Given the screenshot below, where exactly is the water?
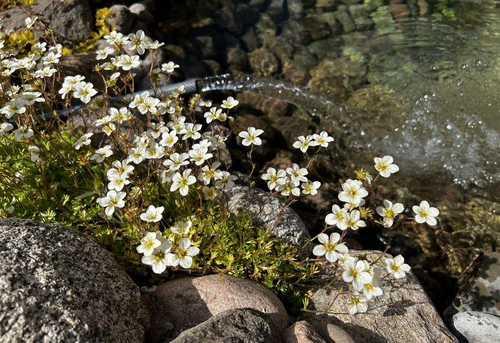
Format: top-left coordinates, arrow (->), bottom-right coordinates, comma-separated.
194,1 -> 500,199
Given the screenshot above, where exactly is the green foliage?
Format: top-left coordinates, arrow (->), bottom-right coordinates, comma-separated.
194,208 -> 319,314
0,130 -> 103,227
0,127 -> 317,312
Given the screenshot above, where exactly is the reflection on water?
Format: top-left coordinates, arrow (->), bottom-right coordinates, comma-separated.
224,1 -> 500,194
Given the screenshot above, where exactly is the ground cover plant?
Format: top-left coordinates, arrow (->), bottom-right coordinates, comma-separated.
0,18 -> 442,316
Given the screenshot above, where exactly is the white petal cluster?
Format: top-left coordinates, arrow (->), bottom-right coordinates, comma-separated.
292,131 -> 334,153
260,164 -> 321,198
136,218 -> 200,273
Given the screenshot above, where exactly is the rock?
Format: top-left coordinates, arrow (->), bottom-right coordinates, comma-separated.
309,250 -> 458,343
235,3 -> 260,29
390,3 -> 411,19
171,309 -> 281,343
256,14 -> 278,36
317,13 -> 342,34
227,47 -> 249,72
237,92 -> 291,118
0,0 -> 94,43
195,35 -> 216,59
249,48 -> 280,77
307,38 -> 339,60
308,57 -> 367,100
316,321 -> 355,343
284,321 -> 327,343
0,218 -> 147,342
307,320 -> 355,343
216,4 -> 243,35
145,274 -> 288,342
335,7 -> 356,33
268,0 -> 285,21
452,251 -> 500,316
241,27 -> 260,51
316,0 -> 337,10
453,311 -> 500,343
288,0 -> 304,19
270,109 -> 315,148
302,15 -> 331,41
226,185 -> 310,245
107,5 -> 136,34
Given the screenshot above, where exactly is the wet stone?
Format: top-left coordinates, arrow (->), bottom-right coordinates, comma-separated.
453,311 -> 500,343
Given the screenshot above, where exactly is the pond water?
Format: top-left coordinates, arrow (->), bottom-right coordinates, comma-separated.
159,0 -> 499,242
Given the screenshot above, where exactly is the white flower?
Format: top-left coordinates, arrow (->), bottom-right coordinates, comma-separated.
129,92 -> 149,111
362,283 -> 383,300
279,180 -> 301,197
163,152 -> 189,171
286,163 -> 308,185
166,238 -> 199,269
102,122 -> 116,136
14,127 -> 33,141
140,205 -> 164,223
199,162 -> 221,185
346,210 -> 366,230
107,174 -> 130,191
338,179 -> 368,207
90,145 -> 113,163
342,259 -> 373,289
376,200 -> 404,228
325,205 -> 349,230
97,190 -> 126,217
104,31 -> 128,46
141,239 -> 173,274
159,129 -> 178,147
221,96 -> 239,109
96,46 -> 115,60
202,186 -> 218,200
189,147 -> 213,166
215,171 -> 237,190
136,232 -> 161,256
204,107 -> 226,124
198,99 -> 212,108
312,233 -> 348,262
107,160 -> 134,180
33,66 -> 57,78
161,61 -> 179,73
127,147 -> 145,164
25,16 -> 38,29
385,255 -> 411,279
238,127 -> 263,146
182,123 -> 202,140
261,167 -> 287,191
292,135 -> 315,153
347,293 -> 368,315
170,169 -> 196,196
312,131 -> 334,148
144,143 -> 165,159
58,75 -> 85,99
140,96 -> 161,115
1,101 -> 26,119
28,145 -> 40,162
374,155 -> 399,178
73,82 -> 97,104
127,30 -> 150,55
116,54 -> 141,71
301,180 -> 321,195
109,107 -> 131,123
0,122 -> 14,136
412,201 -> 439,226
170,219 -> 192,235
